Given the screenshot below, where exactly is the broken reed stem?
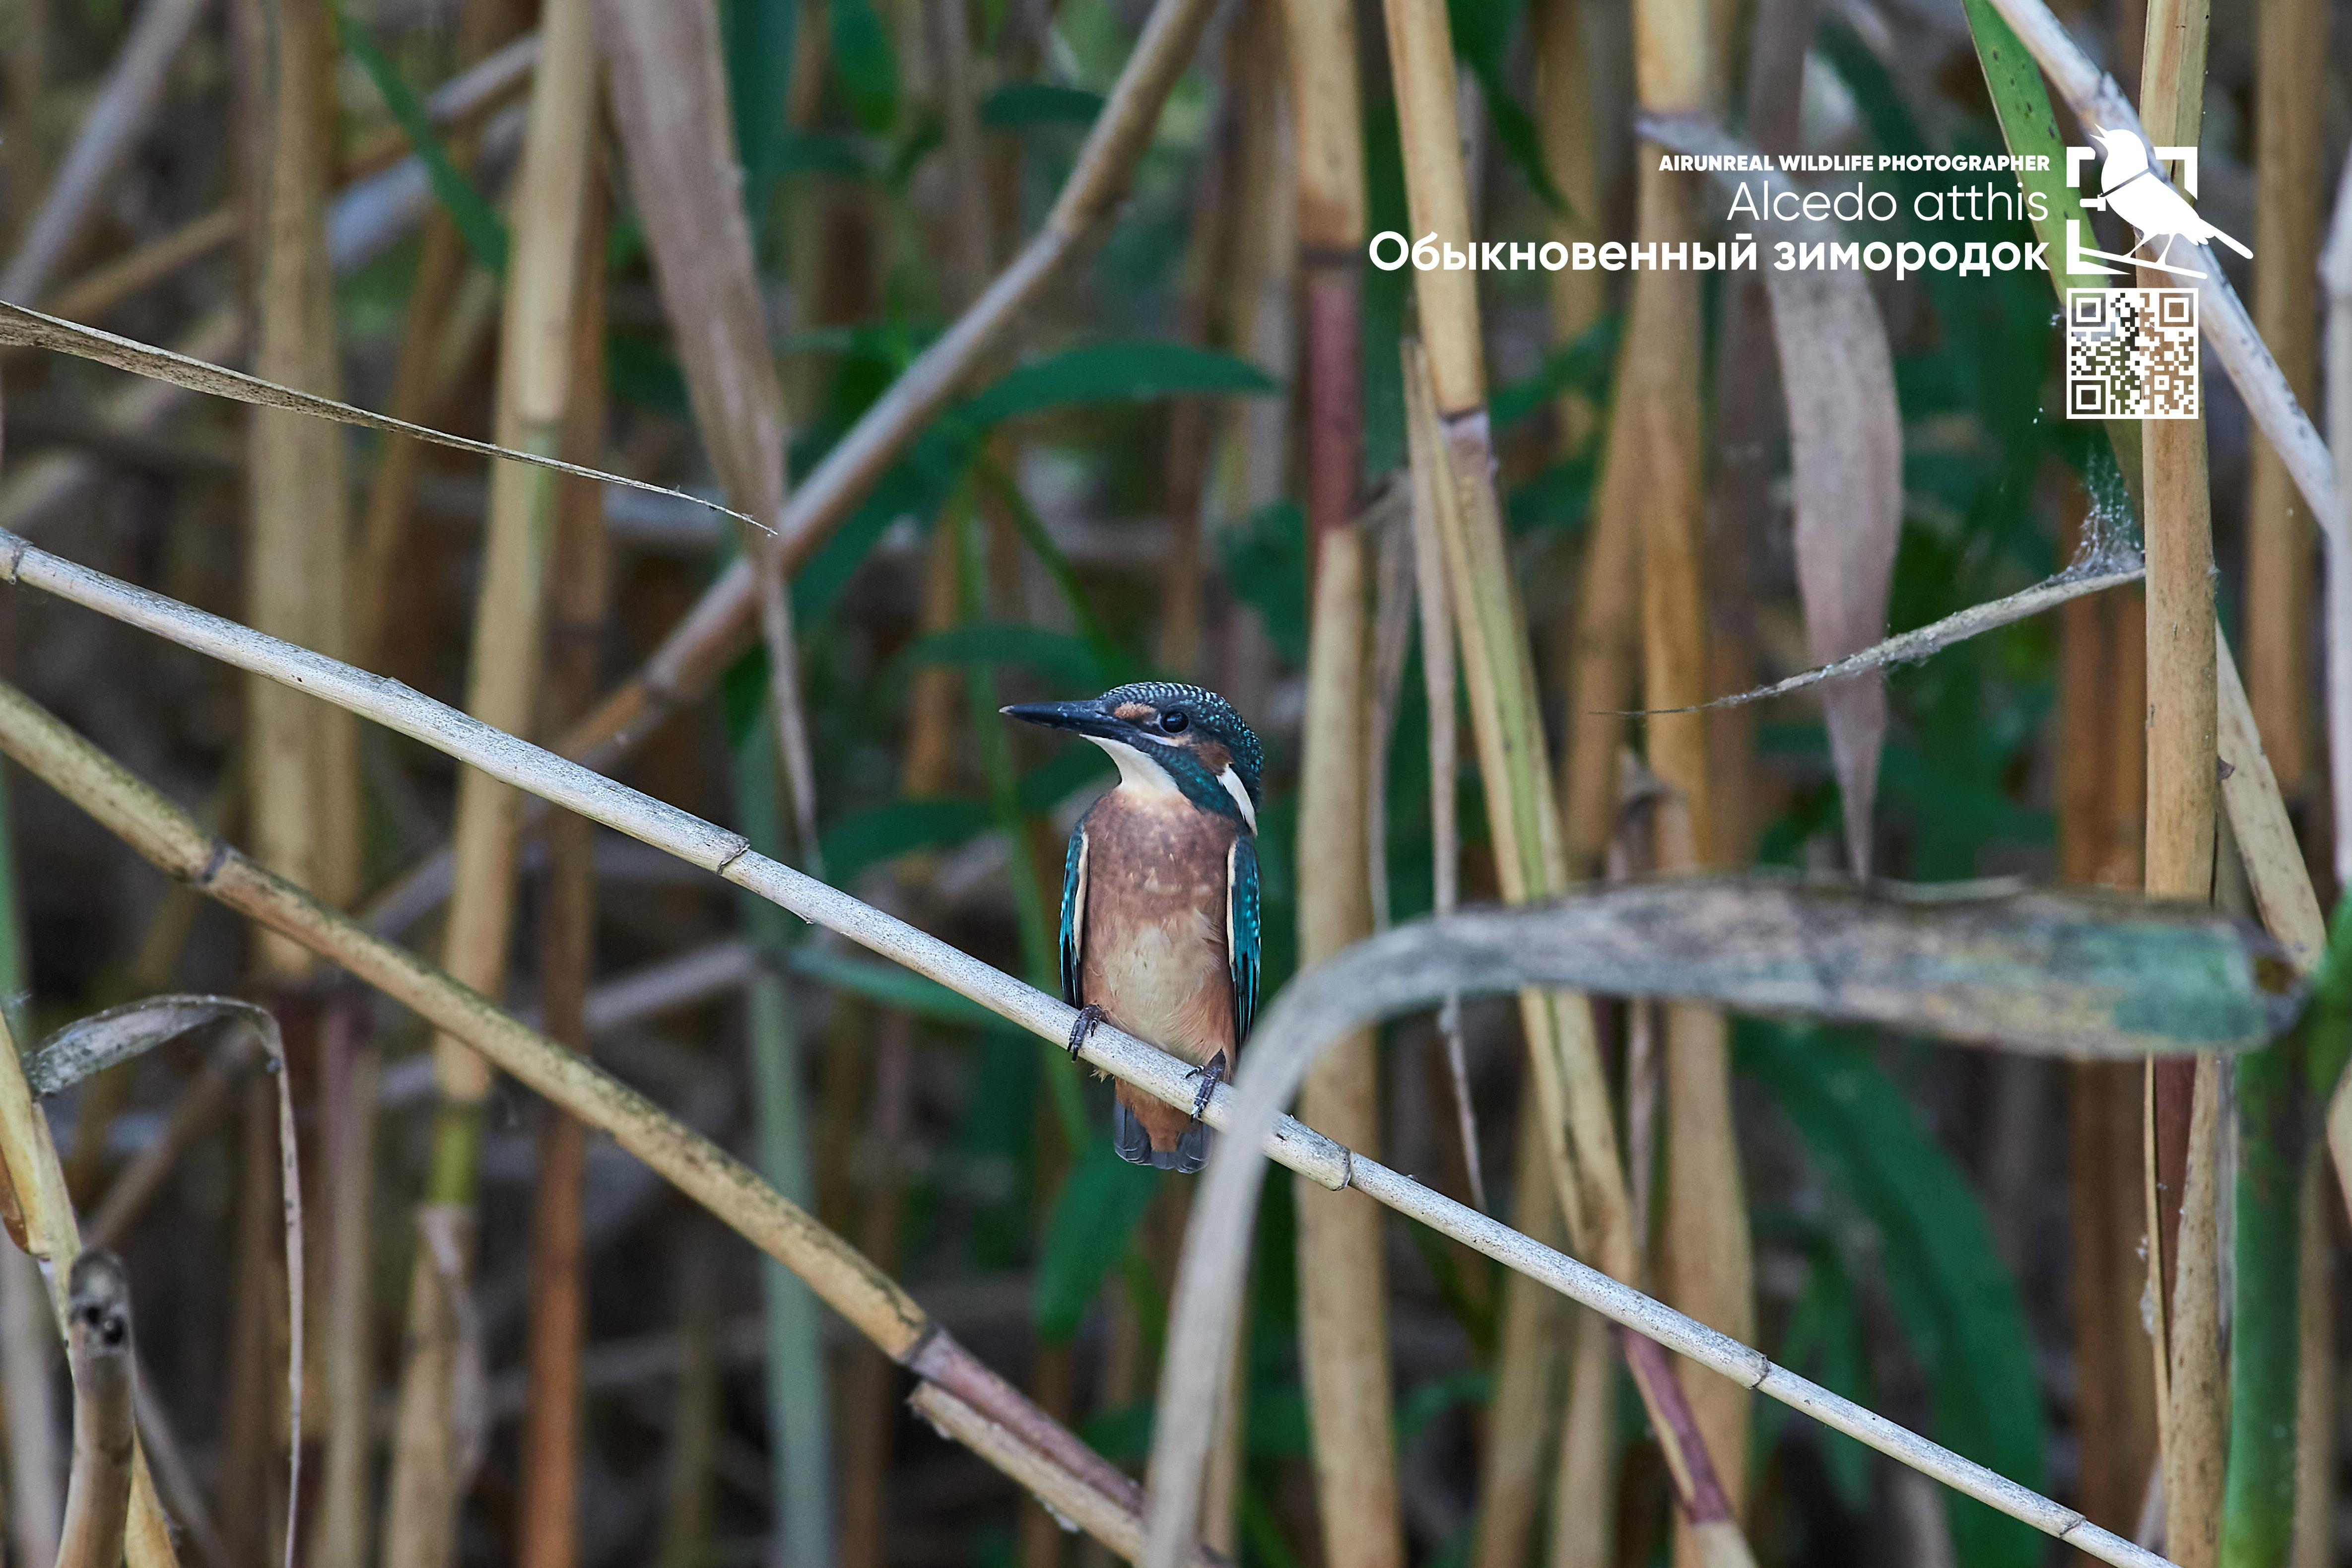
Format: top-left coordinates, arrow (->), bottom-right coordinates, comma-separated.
384,6 -> 600,1565
0,1000 -> 178,1568
245,0 -> 359,977
0,637 -> 2192,1568
2136,9 -> 2224,1565
2244,0 -> 2325,796
57,1252 -> 134,1568
0,675 -> 1197,1566
0,0 -> 210,304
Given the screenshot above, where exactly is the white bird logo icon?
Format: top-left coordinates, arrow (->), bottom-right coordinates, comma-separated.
2086,128 -> 2251,273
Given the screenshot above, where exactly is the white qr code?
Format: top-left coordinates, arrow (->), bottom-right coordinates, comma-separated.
2065,288 -> 2199,419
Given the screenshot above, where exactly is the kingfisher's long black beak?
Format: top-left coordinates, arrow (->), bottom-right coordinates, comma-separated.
1001,698 -> 1129,742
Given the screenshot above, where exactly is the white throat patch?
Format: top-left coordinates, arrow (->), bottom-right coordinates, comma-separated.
1088,736 -> 1182,798
1087,737 -> 1258,832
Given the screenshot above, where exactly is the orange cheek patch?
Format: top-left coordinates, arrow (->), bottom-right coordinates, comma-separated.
1114,703 -> 1157,725
1194,740 -> 1231,772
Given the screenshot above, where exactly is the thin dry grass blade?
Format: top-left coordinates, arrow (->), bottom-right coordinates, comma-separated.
0,303 -> 759,531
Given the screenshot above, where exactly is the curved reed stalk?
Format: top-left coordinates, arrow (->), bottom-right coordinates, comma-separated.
0,534 -> 2300,1568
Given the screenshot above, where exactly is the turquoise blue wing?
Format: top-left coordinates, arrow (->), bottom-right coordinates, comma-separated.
1226,832 -> 1261,1046
1059,819 -> 1088,1008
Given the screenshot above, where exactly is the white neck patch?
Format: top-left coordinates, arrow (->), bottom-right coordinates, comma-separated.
1217,765 -> 1258,832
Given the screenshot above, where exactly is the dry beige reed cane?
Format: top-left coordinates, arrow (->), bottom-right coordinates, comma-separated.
2134,9 -> 2224,1562
380,4 -> 602,1565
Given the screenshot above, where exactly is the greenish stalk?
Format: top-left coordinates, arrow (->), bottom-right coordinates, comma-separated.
955,496 -> 1090,1149
2223,895 -> 2352,1566
730,708 -> 835,1568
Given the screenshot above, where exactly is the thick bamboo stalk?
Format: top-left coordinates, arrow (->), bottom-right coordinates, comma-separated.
2136,9 -> 2222,1563
384,3 -> 599,1563
245,0 -> 358,978
2244,0 -> 2325,797
1293,516 -> 1403,1568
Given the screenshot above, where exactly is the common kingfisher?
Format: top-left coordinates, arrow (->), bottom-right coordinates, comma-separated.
1002,682 -> 1262,1173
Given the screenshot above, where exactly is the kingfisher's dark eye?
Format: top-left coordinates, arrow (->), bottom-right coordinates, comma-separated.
1159,710 -> 1188,735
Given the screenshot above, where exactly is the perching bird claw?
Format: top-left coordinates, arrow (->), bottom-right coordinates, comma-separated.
1186,1050 -> 1228,1122
1066,1004 -> 1106,1062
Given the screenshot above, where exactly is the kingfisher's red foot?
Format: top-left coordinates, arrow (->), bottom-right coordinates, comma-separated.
1066,1004 -> 1107,1061
1186,1051 -> 1228,1121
